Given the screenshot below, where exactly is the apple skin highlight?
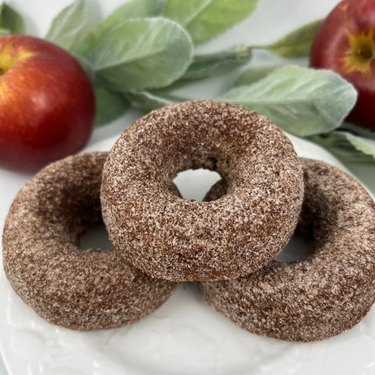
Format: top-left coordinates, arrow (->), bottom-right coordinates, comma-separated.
310,0 -> 375,130
0,35 -> 95,172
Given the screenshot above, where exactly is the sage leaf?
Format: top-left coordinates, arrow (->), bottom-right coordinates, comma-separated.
340,132 -> 375,160
233,65 -> 278,87
75,0 -> 164,56
340,122 -> 375,140
100,0 -> 163,27
81,18 -> 193,91
183,45 -> 252,80
75,56 -> 96,83
164,0 -> 258,44
266,19 -> 322,58
0,3 -> 25,34
310,132 -> 375,163
94,88 -> 129,127
124,91 -> 177,111
46,0 -> 89,50
220,66 -> 357,137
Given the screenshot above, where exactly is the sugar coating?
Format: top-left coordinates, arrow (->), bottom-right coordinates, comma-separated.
2,152 -> 175,330
101,100 -> 304,281
202,158 -> 375,342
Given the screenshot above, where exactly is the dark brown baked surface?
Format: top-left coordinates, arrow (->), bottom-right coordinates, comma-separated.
101,100 -> 304,281
3,152 -> 175,330
202,158 -> 375,341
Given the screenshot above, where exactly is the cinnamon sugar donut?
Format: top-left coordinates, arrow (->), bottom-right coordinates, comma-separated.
3,152 -> 175,330
101,100 -> 304,281
202,158 -> 375,342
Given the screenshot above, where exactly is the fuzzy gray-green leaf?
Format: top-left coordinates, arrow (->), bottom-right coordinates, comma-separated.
220,65 -> 357,137
266,19 -> 322,58
183,45 -> 252,80
81,18 -> 193,91
124,91 -> 177,111
340,122 -> 375,140
46,0 -> 89,50
74,0 -> 163,57
338,132 -> 375,160
233,65 -> 278,87
101,0 -> 163,27
94,88 -> 129,126
75,0 -> 164,56
164,0 -> 258,44
0,3 -> 25,34
310,131 -> 375,163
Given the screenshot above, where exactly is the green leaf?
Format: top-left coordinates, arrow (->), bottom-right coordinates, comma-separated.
164,0 -> 258,44
340,122 -> 375,140
45,0 -> 89,50
266,19 -> 322,58
80,18 -> 193,91
124,91 -> 178,111
219,66 -> 357,137
74,0 -> 164,55
75,55 -> 96,83
100,0 -> 163,27
0,3 -> 25,34
233,65 -> 278,87
183,45 -> 252,80
310,131 -> 375,163
94,87 -> 129,126
342,132 -> 375,159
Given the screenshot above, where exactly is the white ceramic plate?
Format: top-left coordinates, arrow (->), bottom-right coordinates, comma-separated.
1,134 -> 375,375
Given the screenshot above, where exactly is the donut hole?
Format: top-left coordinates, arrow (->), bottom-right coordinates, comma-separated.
77,207 -> 112,251
275,232 -> 314,263
275,202 -> 316,263
73,205 -> 112,252
79,221 -> 112,251
173,168 -> 222,202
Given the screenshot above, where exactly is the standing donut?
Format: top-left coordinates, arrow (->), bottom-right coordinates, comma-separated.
202,158 -> 375,342
3,152 -> 175,330
101,100 -> 304,281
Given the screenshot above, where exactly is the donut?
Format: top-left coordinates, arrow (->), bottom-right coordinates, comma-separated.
2,152 -> 175,330
101,100 -> 304,281
202,158 -> 375,342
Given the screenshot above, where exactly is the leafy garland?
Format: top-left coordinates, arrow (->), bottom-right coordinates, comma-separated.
1,0 -> 375,164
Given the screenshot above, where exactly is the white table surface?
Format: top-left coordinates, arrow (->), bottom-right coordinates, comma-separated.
0,0 -> 374,374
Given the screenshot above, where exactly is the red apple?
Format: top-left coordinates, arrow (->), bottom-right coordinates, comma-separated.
0,35 -> 95,172
310,0 -> 375,130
